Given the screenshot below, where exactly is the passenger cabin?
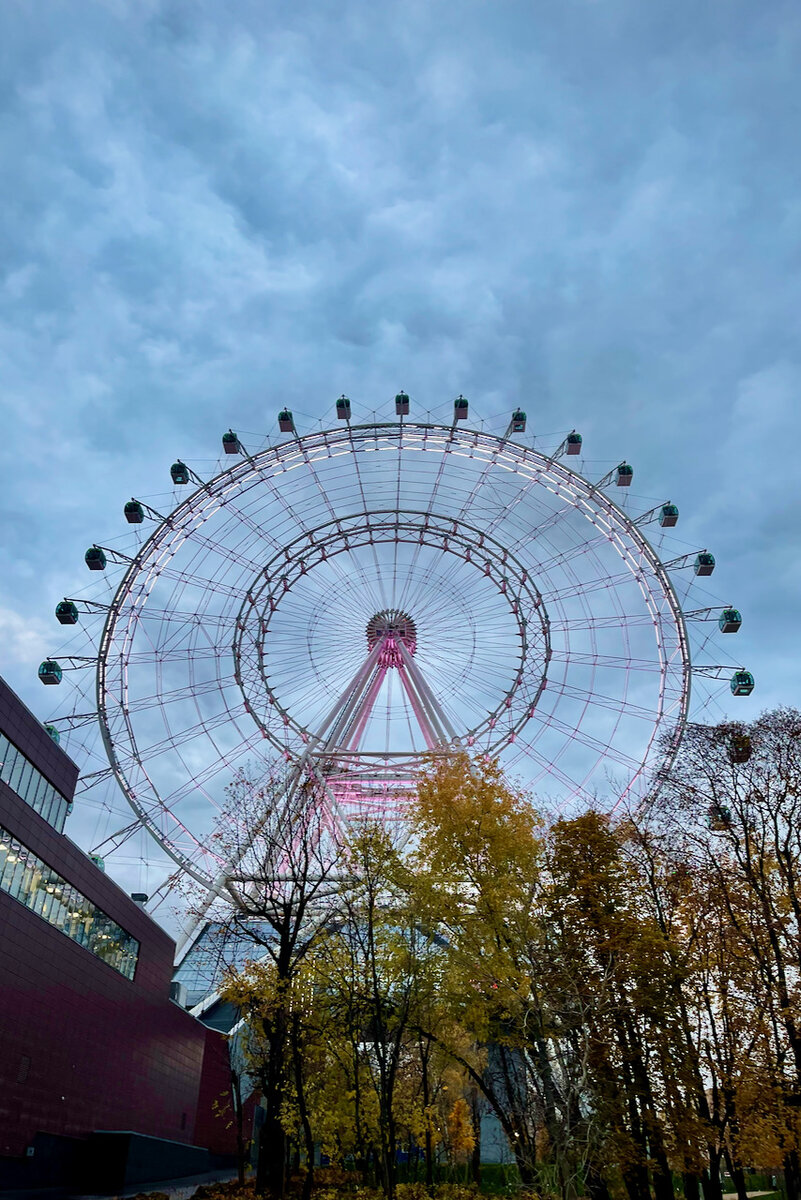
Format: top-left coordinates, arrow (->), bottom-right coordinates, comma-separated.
728,732 -> 752,763
55,600 -> 79,626
616,462 -> 634,486
85,547 -> 107,571
454,395 -> 469,420
707,803 -> 732,832
395,391 -> 410,415
719,608 -> 742,633
38,660 -> 62,686
511,409 -> 526,432
694,552 -> 716,576
222,430 -> 240,454
660,503 -> 679,527
336,395 -> 351,420
278,409 -> 294,433
731,670 -> 754,697
43,723 -> 61,745
124,500 -> 144,524
170,461 -> 190,485
566,431 -> 582,455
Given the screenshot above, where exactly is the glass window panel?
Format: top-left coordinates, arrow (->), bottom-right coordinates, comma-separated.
38,778 -> 54,815
2,843 -> 23,892
17,761 -> 35,803
0,734 -> 10,781
29,869 -> 48,916
29,773 -> 46,812
7,749 -> 24,793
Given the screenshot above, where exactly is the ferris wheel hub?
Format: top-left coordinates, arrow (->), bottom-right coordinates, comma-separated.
366,609 -> 417,667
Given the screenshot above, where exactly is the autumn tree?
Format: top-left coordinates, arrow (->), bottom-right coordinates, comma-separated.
318,823 -> 443,1200
212,769 -> 346,1198
408,753 -> 556,1190
654,709 -> 801,1200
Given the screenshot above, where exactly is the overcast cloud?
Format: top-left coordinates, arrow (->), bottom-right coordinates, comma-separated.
1,0 -> 800,889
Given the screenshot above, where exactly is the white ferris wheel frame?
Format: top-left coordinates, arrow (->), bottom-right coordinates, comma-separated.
90,421 -> 693,891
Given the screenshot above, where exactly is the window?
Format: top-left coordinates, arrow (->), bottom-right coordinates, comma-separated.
0,825 -> 139,981
0,736 -> 70,833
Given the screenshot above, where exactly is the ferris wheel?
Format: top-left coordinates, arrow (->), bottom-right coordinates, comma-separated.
39,394 -> 754,896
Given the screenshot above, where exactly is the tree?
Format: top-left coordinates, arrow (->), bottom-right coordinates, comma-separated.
408,753 -> 553,1191
320,823 -> 441,1200
654,709 -> 801,1200
213,769 -> 345,1198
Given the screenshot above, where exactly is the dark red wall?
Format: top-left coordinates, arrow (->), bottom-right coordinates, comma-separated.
0,706 -> 235,1160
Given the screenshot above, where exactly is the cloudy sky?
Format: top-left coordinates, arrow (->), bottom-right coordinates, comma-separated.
2,0 -> 800,893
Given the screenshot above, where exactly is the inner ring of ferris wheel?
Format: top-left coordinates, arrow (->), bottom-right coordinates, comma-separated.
232,509 -> 551,764
91,422 -> 689,889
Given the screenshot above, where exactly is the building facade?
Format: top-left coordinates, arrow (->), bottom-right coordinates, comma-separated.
0,675 -> 237,1190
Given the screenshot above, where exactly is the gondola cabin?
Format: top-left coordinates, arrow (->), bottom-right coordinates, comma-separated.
719,608 -> 742,633
90,853 -> 106,872
38,660 -> 62,686
222,430 -> 240,454
731,670 -> 754,697
511,409 -> 526,432
694,552 -> 715,576
616,462 -> 634,486
55,600 -> 79,625
728,732 -> 752,763
124,500 -> 144,524
170,461 -> 190,485
454,395 -> 468,420
707,803 -> 732,832
660,503 -> 679,527
43,724 -> 61,745
278,409 -> 295,433
395,391 -> 410,415
85,547 -> 107,571
566,431 -> 582,454
336,395 -> 351,420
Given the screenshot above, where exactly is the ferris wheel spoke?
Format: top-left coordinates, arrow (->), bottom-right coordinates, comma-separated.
547,650 -> 665,673
122,645 -> 231,666
122,675 -> 236,714
112,705 -> 249,772
133,607 -> 239,631
293,432 -> 389,613
478,462 -> 552,542
541,568 -> 638,605
520,741 -> 599,804
541,679 -> 666,722
549,613 -> 655,632
157,729 -> 270,812
525,708 -> 645,775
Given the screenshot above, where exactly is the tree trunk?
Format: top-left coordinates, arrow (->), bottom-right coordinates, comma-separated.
586,1165 -> 612,1200
723,1146 -> 749,1200
683,1172 -> 701,1200
470,1088 -> 481,1187
651,1138 -> 676,1200
291,1024 -> 315,1200
784,1150 -> 801,1200
256,1013 -> 288,1198
418,1036 -> 434,1191
231,1069 -> 246,1187
701,1152 -> 725,1200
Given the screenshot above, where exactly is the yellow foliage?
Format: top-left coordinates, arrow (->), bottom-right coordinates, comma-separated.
446,1097 -> 475,1164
